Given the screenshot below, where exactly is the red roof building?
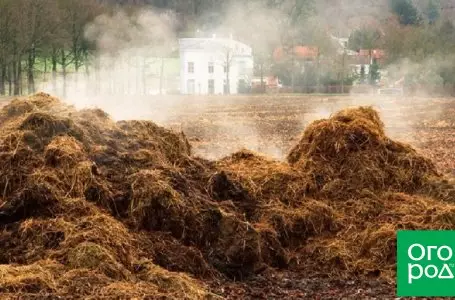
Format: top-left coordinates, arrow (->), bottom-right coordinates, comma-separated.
273,46 -> 319,61
358,49 -> 385,60
348,49 -> 386,65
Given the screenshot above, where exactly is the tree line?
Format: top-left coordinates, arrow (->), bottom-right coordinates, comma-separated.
0,0 -> 109,96
0,0 -> 317,96
1,0 -> 455,96
348,0 -> 455,93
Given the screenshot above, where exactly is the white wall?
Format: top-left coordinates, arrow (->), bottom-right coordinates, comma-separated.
180,50 -> 230,94
179,38 -> 254,95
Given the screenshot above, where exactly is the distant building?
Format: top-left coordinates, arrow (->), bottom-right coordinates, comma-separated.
251,76 -> 282,89
178,37 -> 254,95
349,49 -> 386,81
273,46 -> 319,62
330,34 -> 386,82
358,49 -> 386,64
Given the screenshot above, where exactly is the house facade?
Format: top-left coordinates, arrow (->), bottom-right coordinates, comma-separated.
178,37 -> 254,95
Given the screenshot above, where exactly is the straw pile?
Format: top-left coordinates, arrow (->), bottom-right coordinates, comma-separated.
287,107 -> 439,198
216,106 -> 455,282
1,94 -> 455,298
0,94 -> 223,297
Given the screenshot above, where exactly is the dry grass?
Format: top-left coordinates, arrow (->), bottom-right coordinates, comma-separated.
287,106 -> 439,198
1,93 -> 455,297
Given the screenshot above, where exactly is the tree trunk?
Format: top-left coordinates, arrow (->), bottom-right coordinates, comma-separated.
27,46 -> 36,94
341,51 -> 345,94
52,48 -> 58,93
0,62 -> 5,95
225,68 -> 230,94
73,48 -> 79,72
72,19 -> 80,73
61,50 -> 67,97
14,59 -> 21,96
225,52 -> 230,94
8,64 -> 12,96
84,52 -> 90,96
84,52 -> 90,78
95,54 -> 100,95
43,57 -> 47,82
73,39 -> 79,90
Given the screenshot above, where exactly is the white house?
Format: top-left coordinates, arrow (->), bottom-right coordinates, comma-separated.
178,37 -> 254,95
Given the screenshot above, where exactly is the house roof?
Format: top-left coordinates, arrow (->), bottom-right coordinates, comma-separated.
358,49 -> 385,59
348,49 -> 386,65
273,46 -> 319,61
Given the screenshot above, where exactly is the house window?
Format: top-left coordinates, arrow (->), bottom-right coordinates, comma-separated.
208,62 -> 214,74
188,62 -> 194,73
208,79 -> 215,94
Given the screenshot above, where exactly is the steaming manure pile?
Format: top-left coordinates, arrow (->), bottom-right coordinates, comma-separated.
1,93 -> 455,298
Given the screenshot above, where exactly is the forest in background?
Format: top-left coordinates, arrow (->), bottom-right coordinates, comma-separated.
1,0 -> 455,96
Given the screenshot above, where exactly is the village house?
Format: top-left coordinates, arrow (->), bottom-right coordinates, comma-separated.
178,36 -> 254,95
349,49 -> 386,76
272,46 -> 319,62
330,34 -> 386,76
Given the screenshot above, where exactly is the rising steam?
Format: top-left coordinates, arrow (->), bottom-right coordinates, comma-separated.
39,2 -> 445,161
42,8 -> 179,121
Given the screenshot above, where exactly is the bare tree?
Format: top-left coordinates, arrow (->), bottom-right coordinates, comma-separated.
0,0 -> 15,95
223,47 -> 233,94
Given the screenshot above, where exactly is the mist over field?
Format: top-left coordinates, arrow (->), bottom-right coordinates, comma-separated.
1,0 -> 454,159
33,1 -> 448,159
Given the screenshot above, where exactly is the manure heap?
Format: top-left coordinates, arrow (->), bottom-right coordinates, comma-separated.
0,93 -> 454,298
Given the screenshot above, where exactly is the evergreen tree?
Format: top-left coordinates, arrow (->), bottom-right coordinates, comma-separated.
369,59 -> 380,85
427,0 -> 440,25
360,65 -> 366,83
389,0 -> 421,25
